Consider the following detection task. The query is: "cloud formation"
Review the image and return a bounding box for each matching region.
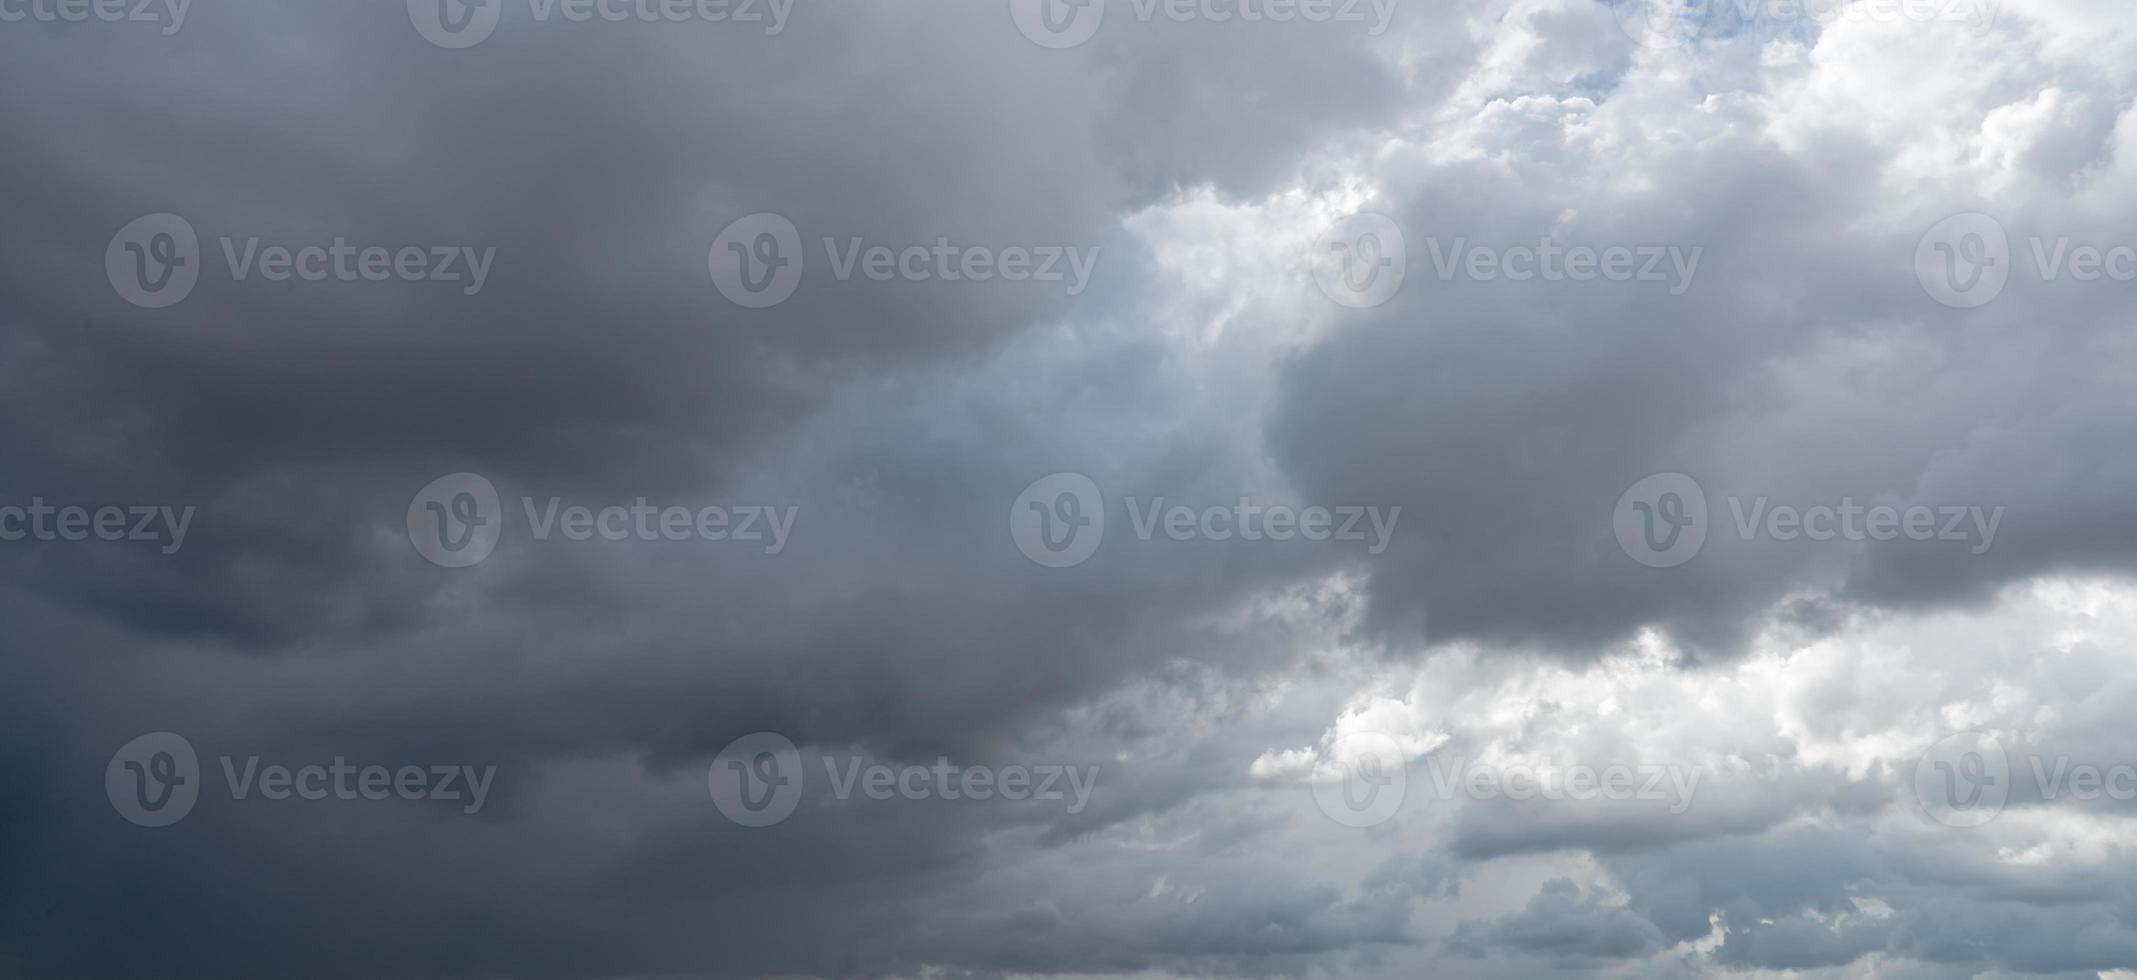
[4,0,2137,977]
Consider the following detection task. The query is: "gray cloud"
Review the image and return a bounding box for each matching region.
[5,0,2137,978]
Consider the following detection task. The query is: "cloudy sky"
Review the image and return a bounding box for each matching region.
[6,0,2137,977]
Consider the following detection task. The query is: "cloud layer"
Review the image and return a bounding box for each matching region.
[5,0,2137,977]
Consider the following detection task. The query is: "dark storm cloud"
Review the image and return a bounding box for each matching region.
[0,1,1484,977]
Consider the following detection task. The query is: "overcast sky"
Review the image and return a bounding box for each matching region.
[6,0,2137,977]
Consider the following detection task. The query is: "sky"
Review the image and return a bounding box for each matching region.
[6,0,2137,977]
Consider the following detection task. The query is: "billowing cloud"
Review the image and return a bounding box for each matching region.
[4,0,2137,978]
